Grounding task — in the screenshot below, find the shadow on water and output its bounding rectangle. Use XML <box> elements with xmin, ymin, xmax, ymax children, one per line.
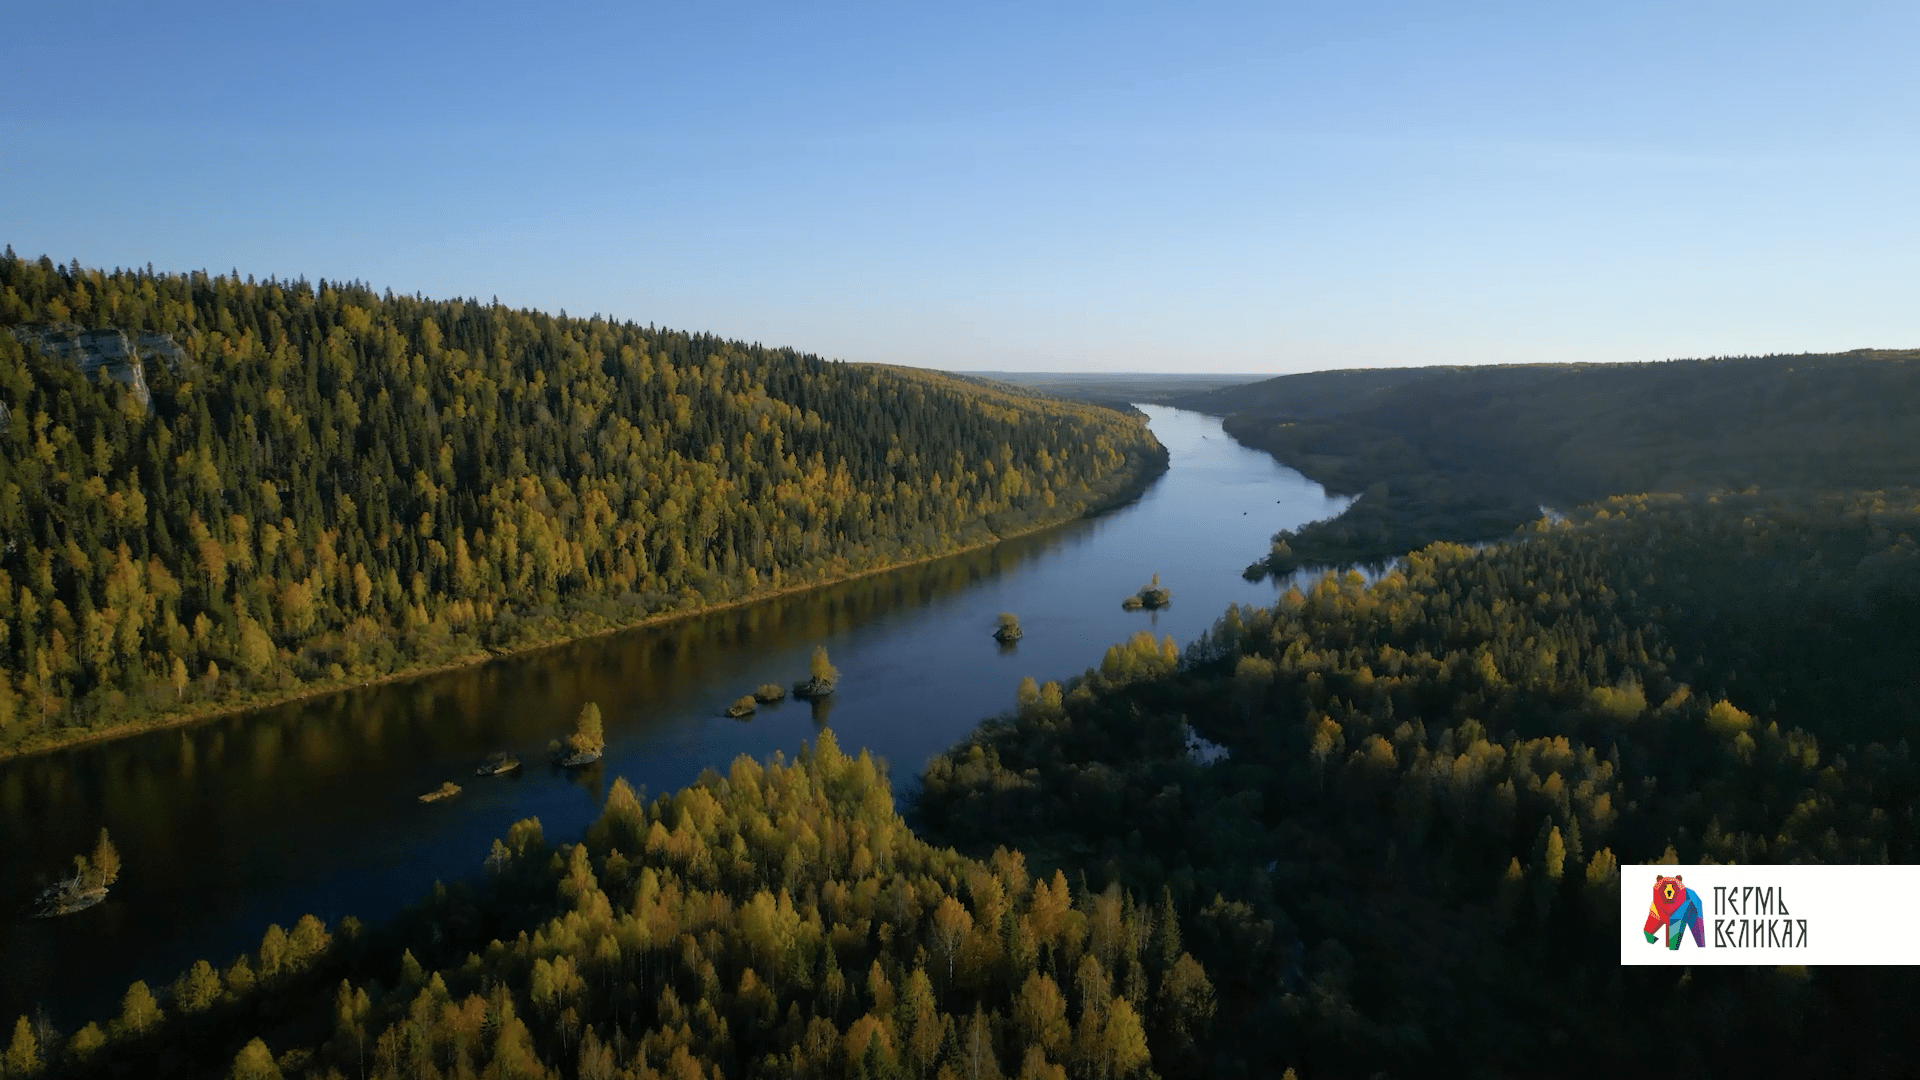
<box><xmin>0</xmin><ymin>405</ymin><xmax>1352</xmax><ymax>1023</ymax></box>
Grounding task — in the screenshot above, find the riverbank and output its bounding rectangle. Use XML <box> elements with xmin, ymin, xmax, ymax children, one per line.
<box><xmin>0</xmin><ymin>441</ymin><xmax>1169</xmax><ymax>763</ymax></box>
<box><xmin>3</xmin><ymin>405</ymin><xmax>1341</xmax><ymax>1028</ymax></box>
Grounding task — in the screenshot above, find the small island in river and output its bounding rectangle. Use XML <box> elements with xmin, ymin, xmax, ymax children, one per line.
<box><xmin>792</xmin><ymin>646</ymin><xmax>840</xmax><ymax>700</ymax></box>
<box><xmin>553</xmin><ymin>702</ymin><xmax>606</xmax><ymax>767</ymax></box>
<box><xmin>475</xmin><ymin>751</ymin><xmax>521</xmax><ymax>776</ymax></box>
<box><xmin>417</xmin><ymin>781</ymin><xmax>462</xmax><ymax>803</ymax></box>
<box><xmin>1122</xmin><ymin>573</ymin><xmax>1171</xmax><ymax>610</ymax></box>
<box><xmin>33</xmin><ymin>829</ymin><xmax>119</xmax><ymax>918</ymax></box>
<box><xmin>993</xmin><ymin>612</ymin><xmax>1024</xmax><ymax>642</ymax></box>
<box><xmin>726</xmin><ymin>695</ymin><xmax>758</xmax><ymax>719</ymax></box>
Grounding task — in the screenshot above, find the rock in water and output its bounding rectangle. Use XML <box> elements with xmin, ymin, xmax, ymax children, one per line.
<box><xmin>792</xmin><ymin>676</ymin><xmax>836</xmax><ymax>700</ymax></box>
<box><xmin>32</xmin><ymin>879</ymin><xmax>108</xmax><ymax>918</ymax></box>
<box><xmin>476</xmin><ymin>751</ymin><xmax>522</xmax><ymax>776</ymax></box>
<box><xmin>1124</xmin><ymin>576</ymin><xmax>1171</xmax><ymax>610</ymax></box>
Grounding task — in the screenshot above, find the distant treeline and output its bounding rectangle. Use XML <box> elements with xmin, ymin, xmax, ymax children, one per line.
<box><xmin>915</xmin><ymin>489</ymin><xmax>1920</xmax><ymax>1077</ymax></box>
<box><xmin>963</xmin><ymin>373</ymin><xmax>1266</xmax><ymax>414</ymax></box>
<box><xmin>1167</xmin><ymin>352</ymin><xmax>1920</xmax><ymax>575</ymax></box>
<box><xmin>0</xmin><ymin>252</ymin><xmax>1164</xmax><ymax>755</ymax></box>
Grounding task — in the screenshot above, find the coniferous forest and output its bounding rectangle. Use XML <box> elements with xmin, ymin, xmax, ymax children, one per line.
<box><xmin>6</xmin><ymin>732</ymin><xmax>1210</xmax><ymax>1080</ymax></box>
<box><xmin>0</xmin><ymin>253</ymin><xmax>1164</xmax><ymax>755</ymax></box>
<box><xmin>1169</xmin><ymin>355</ymin><xmax>1920</xmax><ymax>576</ymax></box>
<box><xmin>917</xmin><ymin>491</ymin><xmax>1920</xmax><ymax>1077</ymax></box>
<box><xmin>4</xmin><ymin>253</ymin><xmax>1919</xmax><ymax>1080</ymax></box>
<box><xmin>18</xmin><ymin>490</ymin><xmax>1918</xmax><ymax>1079</ymax></box>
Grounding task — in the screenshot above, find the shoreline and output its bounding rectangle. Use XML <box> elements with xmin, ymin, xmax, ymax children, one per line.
<box><xmin>0</xmin><ymin>446</ymin><xmax>1169</xmax><ymax>764</ymax></box>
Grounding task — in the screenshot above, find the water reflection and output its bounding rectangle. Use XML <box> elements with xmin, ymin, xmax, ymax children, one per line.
<box><xmin>0</xmin><ymin>405</ymin><xmax>1350</xmax><ymax>1022</ymax></box>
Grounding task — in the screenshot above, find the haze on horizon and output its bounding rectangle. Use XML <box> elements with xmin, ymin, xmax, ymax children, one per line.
<box><xmin>3</xmin><ymin>1</ymin><xmax>1915</xmax><ymax>375</ymax></box>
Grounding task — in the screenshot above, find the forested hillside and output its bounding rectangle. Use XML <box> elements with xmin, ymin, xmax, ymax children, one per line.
<box><xmin>1168</xmin><ymin>353</ymin><xmax>1920</xmax><ymax>576</ymax></box>
<box><xmin>916</xmin><ymin>491</ymin><xmax>1920</xmax><ymax>1077</ymax></box>
<box><xmin>6</xmin><ymin>733</ymin><xmax>1215</xmax><ymax>1080</ymax></box>
<box><xmin>14</xmin><ymin>491</ymin><xmax>1917</xmax><ymax>1079</ymax></box>
<box><xmin>0</xmin><ymin>253</ymin><xmax>1164</xmax><ymax>755</ymax></box>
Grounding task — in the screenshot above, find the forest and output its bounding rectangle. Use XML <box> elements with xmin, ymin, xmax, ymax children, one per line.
<box><xmin>1166</xmin><ymin>353</ymin><xmax>1920</xmax><ymax>576</ymax></box>
<box><xmin>17</xmin><ymin>490</ymin><xmax>1916</xmax><ymax>1078</ymax></box>
<box><xmin>3</xmin><ymin>732</ymin><xmax>1218</xmax><ymax>1080</ymax></box>
<box><xmin>915</xmin><ymin>489</ymin><xmax>1920</xmax><ymax>1077</ymax></box>
<box><xmin>8</xmin><ymin>249</ymin><xmax>1918</xmax><ymax>1078</ymax></box>
<box><xmin>0</xmin><ymin>253</ymin><xmax>1164</xmax><ymax>756</ymax></box>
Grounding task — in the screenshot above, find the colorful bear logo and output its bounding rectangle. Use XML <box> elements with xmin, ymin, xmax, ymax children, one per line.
<box><xmin>1643</xmin><ymin>874</ymin><xmax>1705</xmax><ymax>950</ymax></box>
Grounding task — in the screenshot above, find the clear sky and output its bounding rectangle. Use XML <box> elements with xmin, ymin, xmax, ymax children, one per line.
<box><xmin>3</xmin><ymin>2</ymin><xmax>1915</xmax><ymax>373</ymax></box>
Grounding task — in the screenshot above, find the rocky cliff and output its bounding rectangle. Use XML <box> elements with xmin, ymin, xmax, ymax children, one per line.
<box><xmin>8</xmin><ymin>324</ymin><xmax>190</xmax><ymax>409</ymax></box>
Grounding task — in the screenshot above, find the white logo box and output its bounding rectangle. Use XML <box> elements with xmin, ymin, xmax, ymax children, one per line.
<box><xmin>1621</xmin><ymin>864</ymin><xmax>1920</xmax><ymax>966</ymax></box>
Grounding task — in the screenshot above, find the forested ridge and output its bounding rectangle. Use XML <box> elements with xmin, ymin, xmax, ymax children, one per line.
<box><xmin>1166</xmin><ymin>352</ymin><xmax>1920</xmax><ymax>576</ymax></box>
<box><xmin>0</xmin><ymin>252</ymin><xmax>1164</xmax><ymax>755</ymax></box>
<box><xmin>915</xmin><ymin>490</ymin><xmax>1920</xmax><ymax>1077</ymax></box>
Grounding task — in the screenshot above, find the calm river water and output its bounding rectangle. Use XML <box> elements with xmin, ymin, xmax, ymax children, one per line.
<box><xmin>0</xmin><ymin>405</ymin><xmax>1348</xmax><ymax>1022</ymax></box>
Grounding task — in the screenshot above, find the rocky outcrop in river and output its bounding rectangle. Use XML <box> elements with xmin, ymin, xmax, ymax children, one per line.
<box><xmin>32</xmin><ymin>829</ymin><xmax>119</xmax><ymax>918</ymax></box>
<box><xmin>1123</xmin><ymin>573</ymin><xmax>1172</xmax><ymax>610</ymax></box>
<box><xmin>32</xmin><ymin>878</ymin><xmax>108</xmax><ymax>918</ymax></box>
<box><xmin>791</xmin><ymin>676</ymin><xmax>836</xmax><ymax>700</ymax></box>
<box><xmin>475</xmin><ymin>751</ymin><xmax>521</xmax><ymax>776</ymax></box>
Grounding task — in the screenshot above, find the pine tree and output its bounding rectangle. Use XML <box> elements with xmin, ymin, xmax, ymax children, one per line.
<box><xmin>810</xmin><ymin>646</ymin><xmax>840</xmax><ymax>685</ymax></box>
<box><xmin>1152</xmin><ymin>887</ymin><xmax>1181</xmax><ymax>973</ymax></box>
<box><xmin>1102</xmin><ymin>998</ymin><xmax>1151</xmax><ymax>1078</ymax></box>
<box><xmin>569</xmin><ymin>702</ymin><xmax>605</xmax><ymax>756</ymax></box>
<box><xmin>85</xmin><ymin>827</ymin><xmax>119</xmax><ymax>889</ymax></box>
<box><xmin>1544</xmin><ymin>826</ymin><xmax>1566</xmax><ymax>883</ymax></box>
<box><xmin>957</xmin><ymin>1006</ymin><xmax>1003</xmax><ymax>1080</ymax></box>
<box><xmin>173</xmin><ymin>960</ymin><xmax>223</xmax><ymax>1014</ymax></box>
<box><xmin>3</xmin><ymin>1015</ymin><xmax>40</xmax><ymax>1077</ymax></box>
<box><xmin>111</xmin><ymin>981</ymin><xmax>162</xmax><ymax>1038</ymax></box>
<box><xmin>228</xmin><ymin>1037</ymin><xmax>283</xmax><ymax>1080</ymax></box>
<box><xmin>1015</xmin><ymin>677</ymin><xmax>1040</xmax><ymax>713</ymax></box>
<box><xmin>65</xmin><ymin>1023</ymin><xmax>105</xmax><ymax>1063</ymax></box>
<box><xmin>1014</xmin><ymin>972</ymin><xmax>1070</xmax><ymax>1058</ymax></box>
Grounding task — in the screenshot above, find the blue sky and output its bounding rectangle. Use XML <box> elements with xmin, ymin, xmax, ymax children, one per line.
<box><xmin>3</xmin><ymin>2</ymin><xmax>1915</xmax><ymax>373</ymax></box>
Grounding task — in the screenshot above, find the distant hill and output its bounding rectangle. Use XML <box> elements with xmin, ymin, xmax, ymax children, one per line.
<box><xmin>961</xmin><ymin>371</ymin><xmax>1267</xmax><ymax>410</ymax></box>
<box><xmin>1167</xmin><ymin>350</ymin><xmax>1920</xmax><ymax>574</ymax></box>
<box><xmin>0</xmin><ymin>253</ymin><xmax>1165</xmax><ymax>755</ymax></box>
<box><xmin>1165</xmin><ymin>364</ymin><xmax>1446</xmax><ymax>418</ymax></box>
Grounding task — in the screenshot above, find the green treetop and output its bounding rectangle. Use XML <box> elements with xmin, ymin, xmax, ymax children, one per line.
<box><xmin>568</xmin><ymin>702</ymin><xmax>604</xmax><ymax>756</ymax></box>
<box><xmin>809</xmin><ymin>646</ymin><xmax>840</xmax><ymax>685</ymax></box>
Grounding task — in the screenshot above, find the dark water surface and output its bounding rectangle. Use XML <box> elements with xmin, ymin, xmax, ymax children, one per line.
<box><xmin>0</xmin><ymin>405</ymin><xmax>1348</xmax><ymax>1022</ymax></box>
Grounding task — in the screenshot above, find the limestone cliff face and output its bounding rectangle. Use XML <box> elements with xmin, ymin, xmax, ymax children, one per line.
<box><xmin>8</xmin><ymin>324</ymin><xmax>190</xmax><ymax>409</ymax></box>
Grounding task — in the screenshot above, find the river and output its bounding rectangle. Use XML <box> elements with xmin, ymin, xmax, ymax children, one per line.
<box><xmin>0</xmin><ymin>405</ymin><xmax>1350</xmax><ymax>1023</ymax></box>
